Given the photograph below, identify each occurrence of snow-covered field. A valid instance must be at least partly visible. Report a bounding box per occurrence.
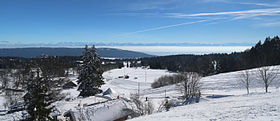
[125,66,280,121]
[0,66,279,120]
[130,92,280,121]
[100,66,280,121]
[101,67,175,97]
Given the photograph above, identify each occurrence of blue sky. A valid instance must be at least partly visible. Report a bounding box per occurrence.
[0,0,280,46]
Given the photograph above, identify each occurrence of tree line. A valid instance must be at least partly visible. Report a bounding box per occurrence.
[140,36,280,76]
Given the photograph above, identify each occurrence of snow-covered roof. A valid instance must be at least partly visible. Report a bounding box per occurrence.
[64,99,135,121]
[102,88,117,96]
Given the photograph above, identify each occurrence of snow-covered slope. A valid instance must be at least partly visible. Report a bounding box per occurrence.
[125,66,280,121]
[101,67,175,97]
[1,66,279,120]
[74,66,280,121]
[129,92,280,121]
[200,67,280,95]
[102,66,280,98]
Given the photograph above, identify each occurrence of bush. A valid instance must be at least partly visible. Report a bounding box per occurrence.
[151,74,185,88]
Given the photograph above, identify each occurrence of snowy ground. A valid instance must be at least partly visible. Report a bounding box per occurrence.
[125,66,280,121]
[100,66,280,121]
[101,67,175,97]
[130,92,280,121]
[59,67,176,114]
[0,66,280,120]
[200,67,280,96]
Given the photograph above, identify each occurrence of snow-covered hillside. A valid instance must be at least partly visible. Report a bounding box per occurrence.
[125,66,280,121]
[0,66,279,120]
[130,92,280,121]
[100,66,280,121]
[200,67,280,95]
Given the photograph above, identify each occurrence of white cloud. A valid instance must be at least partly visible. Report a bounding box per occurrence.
[116,1,280,36]
[167,8,280,21]
[169,8,280,17]
[238,2,280,7]
[119,20,208,36]
[200,0,280,7]
[261,22,280,27]
[108,46,251,56]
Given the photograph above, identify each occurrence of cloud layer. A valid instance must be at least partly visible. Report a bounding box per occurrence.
[167,8,280,20]
[118,0,280,36]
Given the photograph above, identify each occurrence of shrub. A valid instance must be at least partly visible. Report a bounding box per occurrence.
[151,74,184,88]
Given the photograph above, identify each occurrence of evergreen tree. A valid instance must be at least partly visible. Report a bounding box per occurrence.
[77,45,104,97]
[23,58,64,121]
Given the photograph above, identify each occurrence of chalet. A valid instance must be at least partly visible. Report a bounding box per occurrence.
[102,88,119,100]
[64,99,137,121]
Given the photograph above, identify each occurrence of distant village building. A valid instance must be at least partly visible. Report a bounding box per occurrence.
[102,88,119,100]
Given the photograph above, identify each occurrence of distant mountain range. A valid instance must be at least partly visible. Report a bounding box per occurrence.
[0,48,154,58]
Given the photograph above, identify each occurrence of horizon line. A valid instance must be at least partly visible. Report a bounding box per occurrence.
[0,42,255,48]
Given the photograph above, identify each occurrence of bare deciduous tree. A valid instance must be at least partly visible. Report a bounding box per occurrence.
[130,93,145,116]
[239,70,251,94]
[130,94,154,116]
[257,67,278,93]
[177,72,202,100]
[144,101,154,115]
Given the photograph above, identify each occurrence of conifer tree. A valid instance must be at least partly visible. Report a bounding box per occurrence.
[77,45,104,97]
[23,58,64,121]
